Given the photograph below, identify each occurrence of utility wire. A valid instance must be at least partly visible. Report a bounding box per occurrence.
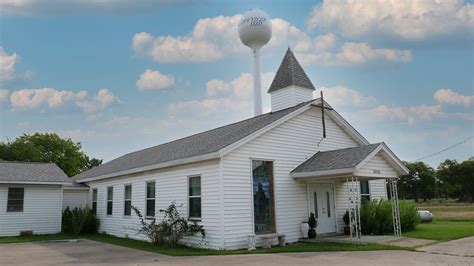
[412,136,473,162]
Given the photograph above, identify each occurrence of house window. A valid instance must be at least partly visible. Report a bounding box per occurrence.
[360,180,370,201]
[146,182,155,217]
[107,187,113,215]
[252,160,276,234]
[92,189,98,214]
[7,188,24,212]
[188,176,201,220]
[124,185,132,216]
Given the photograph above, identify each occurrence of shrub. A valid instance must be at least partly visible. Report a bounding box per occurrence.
[132,201,205,246]
[62,206,100,235]
[360,199,419,235]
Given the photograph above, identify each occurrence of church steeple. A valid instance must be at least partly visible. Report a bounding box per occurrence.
[268,48,315,111]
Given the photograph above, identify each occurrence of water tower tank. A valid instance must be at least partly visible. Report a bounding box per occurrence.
[238,9,272,49]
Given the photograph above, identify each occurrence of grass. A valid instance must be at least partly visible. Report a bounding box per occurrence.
[404,218,474,241]
[0,233,405,256]
[402,200,474,241]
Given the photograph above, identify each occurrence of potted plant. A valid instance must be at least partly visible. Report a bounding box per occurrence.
[300,221,309,238]
[343,210,350,235]
[308,212,318,239]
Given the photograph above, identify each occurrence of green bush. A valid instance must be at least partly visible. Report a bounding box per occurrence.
[132,201,205,246]
[62,206,100,235]
[360,199,419,235]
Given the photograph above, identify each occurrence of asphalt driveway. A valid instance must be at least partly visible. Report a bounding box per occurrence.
[1,238,473,266]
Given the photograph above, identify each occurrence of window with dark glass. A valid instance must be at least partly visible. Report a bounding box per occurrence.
[146,182,155,217]
[252,160,276,234]
[92,189,97,214]
[7,188,24,212]
[360,180,371,201]
[124,185,132,216]
[188,176,201,219]
[107,187,113,215]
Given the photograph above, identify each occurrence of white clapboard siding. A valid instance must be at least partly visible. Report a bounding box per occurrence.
[0,185,62,236]
[355,152,399,178]
[62,190,89,210]
[85,159,222,249]
[222,106,359,249]
[270,86,313,112]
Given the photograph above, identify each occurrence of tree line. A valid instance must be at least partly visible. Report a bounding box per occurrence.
[398,159,474,203]
[0,133,102,177]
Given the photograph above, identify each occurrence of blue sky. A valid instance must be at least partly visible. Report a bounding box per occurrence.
[0,0,473,167]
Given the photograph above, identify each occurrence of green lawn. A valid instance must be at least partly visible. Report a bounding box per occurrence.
[0,233,405,256]
[404,218,474,241]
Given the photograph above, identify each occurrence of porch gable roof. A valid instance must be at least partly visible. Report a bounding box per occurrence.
[291,143,409,179]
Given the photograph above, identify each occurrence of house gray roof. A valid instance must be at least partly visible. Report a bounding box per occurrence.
[291,143,382,174]
[0,161,71,184]
[267,48,316,93]
[74,100,314,181]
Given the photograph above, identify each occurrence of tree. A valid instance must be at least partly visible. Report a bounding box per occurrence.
[398,161,437,202]
[0,133,102,177]
[456,160,474,202]
[437,159,460,199]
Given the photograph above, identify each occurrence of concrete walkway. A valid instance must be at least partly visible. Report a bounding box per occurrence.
[416,236,474,257]
[1,238,473,265]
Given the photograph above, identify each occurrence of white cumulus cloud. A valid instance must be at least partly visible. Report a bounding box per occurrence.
[307,0,474,41]
[433,88,473,107]
[0,47,33,86]
[170,72,274,116]
[316,86,377,108]
[9,87,119,113]
[132,15,412,66]
[10,88,87,110]
[354,104,444,124]
[76,89,120,113]
[136,69,175,91]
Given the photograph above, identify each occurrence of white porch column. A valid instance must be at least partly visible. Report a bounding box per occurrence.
[388,178,402,237]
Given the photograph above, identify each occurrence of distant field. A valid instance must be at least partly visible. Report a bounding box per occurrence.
[403,199,474,241]
[413,199,474,220]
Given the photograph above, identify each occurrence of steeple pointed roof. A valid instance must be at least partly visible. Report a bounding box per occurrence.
[267,48,315,93]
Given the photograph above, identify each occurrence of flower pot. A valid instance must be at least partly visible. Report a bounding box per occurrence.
[344,226,350,235]
[300,222,309,238]
[308,228,316,239]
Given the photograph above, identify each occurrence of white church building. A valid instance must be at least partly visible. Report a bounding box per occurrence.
[69,49,409,250]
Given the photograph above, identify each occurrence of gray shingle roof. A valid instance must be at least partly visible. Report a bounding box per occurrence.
[267,48,315,93]
[291,143,382,173]
[0,161,71,183]
[74,101,313,181]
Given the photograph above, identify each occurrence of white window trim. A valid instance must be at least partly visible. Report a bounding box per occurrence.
[188,175,202,221]
[123,184,132,217]
[145,181,156,218]
[106,186,113,216]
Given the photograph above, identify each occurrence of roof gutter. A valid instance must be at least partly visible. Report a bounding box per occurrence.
[0,181,72,185]
[76,151,220,183]
[291,167,356,179]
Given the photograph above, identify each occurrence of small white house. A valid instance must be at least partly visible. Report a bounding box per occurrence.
[0,161,75,237]
[72,49,409,250]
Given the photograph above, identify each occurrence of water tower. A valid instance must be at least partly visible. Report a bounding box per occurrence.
[238,9,272,116]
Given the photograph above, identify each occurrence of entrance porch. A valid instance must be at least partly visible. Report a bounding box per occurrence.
[291,143,410,242]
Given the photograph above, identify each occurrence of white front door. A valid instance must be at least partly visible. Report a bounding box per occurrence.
[308,183,336,234]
